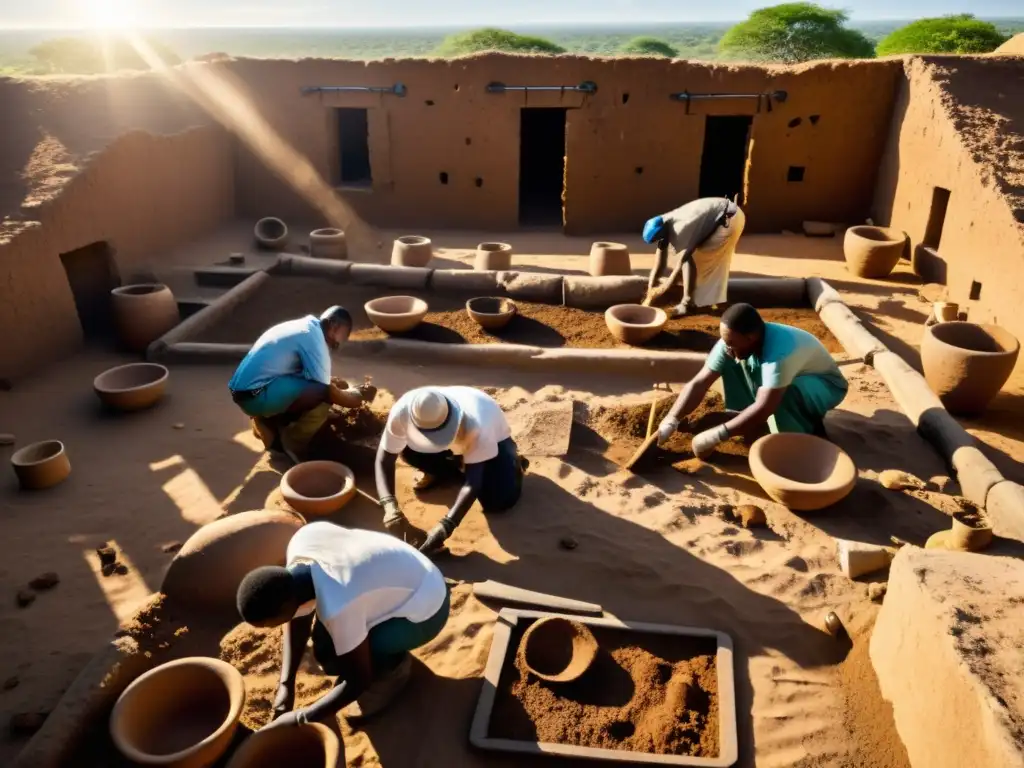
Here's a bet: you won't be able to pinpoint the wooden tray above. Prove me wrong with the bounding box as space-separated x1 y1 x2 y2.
470 608 738 766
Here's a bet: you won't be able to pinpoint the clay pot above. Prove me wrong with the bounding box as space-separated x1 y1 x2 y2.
110 657 245 768
364 296 429 333
474 242 512 271
226 723 342 768
466 297 517 331
94 363 169 412
925 511 993 553
280 461 357 517
518 616 598 684
748 433 857 511
589 242 631 277
933 301 959 323
254 217 288 250
391 236 433 268
11 440 70 491
921 321 1019 416
310 228 347 260
842 226 906 279
604 304 667 346
111 284 180 353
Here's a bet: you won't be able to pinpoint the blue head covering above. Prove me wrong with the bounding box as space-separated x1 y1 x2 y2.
642 215 666 244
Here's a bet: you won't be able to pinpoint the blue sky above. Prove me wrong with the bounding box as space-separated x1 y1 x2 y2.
2 0 1021 29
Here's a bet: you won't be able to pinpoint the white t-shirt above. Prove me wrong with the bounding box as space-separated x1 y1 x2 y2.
286 522 448 656
380 386 512 465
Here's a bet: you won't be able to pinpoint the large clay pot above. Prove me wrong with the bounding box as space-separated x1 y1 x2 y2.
310 228 347 260
111 284 180 353
110 657 245 768
589 242 631 277
226 723 342 768
255 217 288 250
11 440 70 491
160 509 305 616
364 296 429 333
280 461 357 517
922 321 1019 416
518 617 598 684
94 363 169 412
466 297 517 331
391 236 433 268
749 433 857 511
842 226 906 279
604 304 666 346
474 242 512 271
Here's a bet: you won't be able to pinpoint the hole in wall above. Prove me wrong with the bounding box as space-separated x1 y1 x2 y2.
969 281 982 301
788 117 802 128
439 172 449 185
425 100 435 106
698 115 752 204
475 177 484 188
518 107 567 225
335 107 372 186
635 166 644 175
809 114 820 125
787 166 805 183
454 83 460 91
465 137 472 146
923 186 951 249
60 241 121 340
621 93 630 104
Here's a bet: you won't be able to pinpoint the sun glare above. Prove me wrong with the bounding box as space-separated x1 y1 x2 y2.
80 0 138 30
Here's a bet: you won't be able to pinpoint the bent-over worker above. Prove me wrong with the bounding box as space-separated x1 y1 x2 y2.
658 303 848 459
236 521 450 727
375 386 527 554
642 197 745 317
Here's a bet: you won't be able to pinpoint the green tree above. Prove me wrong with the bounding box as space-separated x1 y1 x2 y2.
619 36 679 58
718 3 875 63
435 28 565 57
29 37 180 74
876 15 1009 56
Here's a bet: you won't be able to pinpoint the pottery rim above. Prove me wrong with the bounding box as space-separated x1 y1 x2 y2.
11 440 65 467
477 242 511 252
111 283 169 298
93 363 169 394
466 296 516 316
846 225 905 244
926 321 1019 357
606 304 667 328
281 461 356 503
396 235 430 246
365 296 429 315
311 227 343 237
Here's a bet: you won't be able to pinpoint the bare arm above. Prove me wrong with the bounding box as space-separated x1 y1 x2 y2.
723 386 786 440
647 241 670 291
301 638 373 721
668 366 721 423
374 443 398 504
271 614 314 719
647 246 695 305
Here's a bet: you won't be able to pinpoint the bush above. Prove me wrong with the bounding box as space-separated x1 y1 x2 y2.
435 28 565 57
619 36 678 58
29 36 180 74
719 2 875 63
876 15 1009 56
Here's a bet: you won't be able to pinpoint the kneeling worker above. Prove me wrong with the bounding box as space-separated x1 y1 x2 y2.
658 304 848 458
237 521 450 727
375 386 526 554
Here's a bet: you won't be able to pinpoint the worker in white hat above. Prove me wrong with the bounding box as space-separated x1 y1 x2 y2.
374 386 527 554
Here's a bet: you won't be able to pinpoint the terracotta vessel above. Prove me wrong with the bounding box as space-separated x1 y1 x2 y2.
94 363 169 412
280 461 357 517
748 433 857 511
604 304 667 346
474 242 513 271
254 217 288 249
391 236 433 268
921 321 1019 416
842 226 906 279
11 440 70 491
110 657 245 768
925 511 993 553
518 616 599 684
933 301 959 323
589 242 631 277
310 228 347 260
226 723 342 768
466 297 517 331
364 296 429 333
111 284 180 353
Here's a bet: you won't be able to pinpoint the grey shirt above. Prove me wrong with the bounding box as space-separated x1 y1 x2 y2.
661 198 738 254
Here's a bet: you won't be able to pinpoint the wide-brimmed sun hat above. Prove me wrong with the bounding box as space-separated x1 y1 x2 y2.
408 388 462 452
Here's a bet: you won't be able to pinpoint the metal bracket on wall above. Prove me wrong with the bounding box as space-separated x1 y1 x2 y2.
670 89 788 115
301 83 408 97
486 81 598 95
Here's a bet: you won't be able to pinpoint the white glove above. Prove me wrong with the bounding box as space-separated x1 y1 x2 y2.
692 424 730 460
657 417 680 445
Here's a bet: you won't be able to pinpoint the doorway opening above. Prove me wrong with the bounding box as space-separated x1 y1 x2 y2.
923 186 951 248
335 108 372 188
59 241 120 340
698 115 753 204
519 108 567 227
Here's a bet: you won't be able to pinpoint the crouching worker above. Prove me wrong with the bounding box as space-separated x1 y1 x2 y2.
658 303 848 459
375 386 527 555
236 521 451 728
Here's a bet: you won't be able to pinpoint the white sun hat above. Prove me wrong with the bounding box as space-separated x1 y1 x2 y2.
408 388 462 452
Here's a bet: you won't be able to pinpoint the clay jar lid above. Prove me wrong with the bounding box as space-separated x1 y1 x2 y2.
748 433 857 511
517 616 599 684
280 461 357 517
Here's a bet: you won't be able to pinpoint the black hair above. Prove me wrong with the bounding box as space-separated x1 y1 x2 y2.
320 305 352 330
236 566 297 625
721 303 764 336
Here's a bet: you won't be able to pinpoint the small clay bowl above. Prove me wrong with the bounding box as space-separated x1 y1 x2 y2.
280 461 357 517
11 440 70 491
518 616 599 684
604 304 667 346
466 297 517 331
925 511 993 553
254 217 288 249
226 722 342 768
94 363 169 412
364 296 429 334
748 433 856 511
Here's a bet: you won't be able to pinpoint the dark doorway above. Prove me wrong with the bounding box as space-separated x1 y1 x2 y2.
335 108 372 187
59 241 120 339
923 186 951 248
519 108 567 226
698 115 753 204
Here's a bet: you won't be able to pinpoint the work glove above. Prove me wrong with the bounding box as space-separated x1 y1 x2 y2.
419 517 457 555
692 424 731 460
657 417 680 446
381 496 405 532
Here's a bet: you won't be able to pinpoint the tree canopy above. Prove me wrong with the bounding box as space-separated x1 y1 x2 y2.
718 3 875 63
876 15 1009 56
29 37 180 74
618 36 678 58
435 28 565 57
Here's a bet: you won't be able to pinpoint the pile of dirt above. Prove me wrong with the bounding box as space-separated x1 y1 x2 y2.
325 404 388 443
112 595 190 656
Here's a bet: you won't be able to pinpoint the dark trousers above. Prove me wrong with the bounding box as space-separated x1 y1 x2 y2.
402 437 523 513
